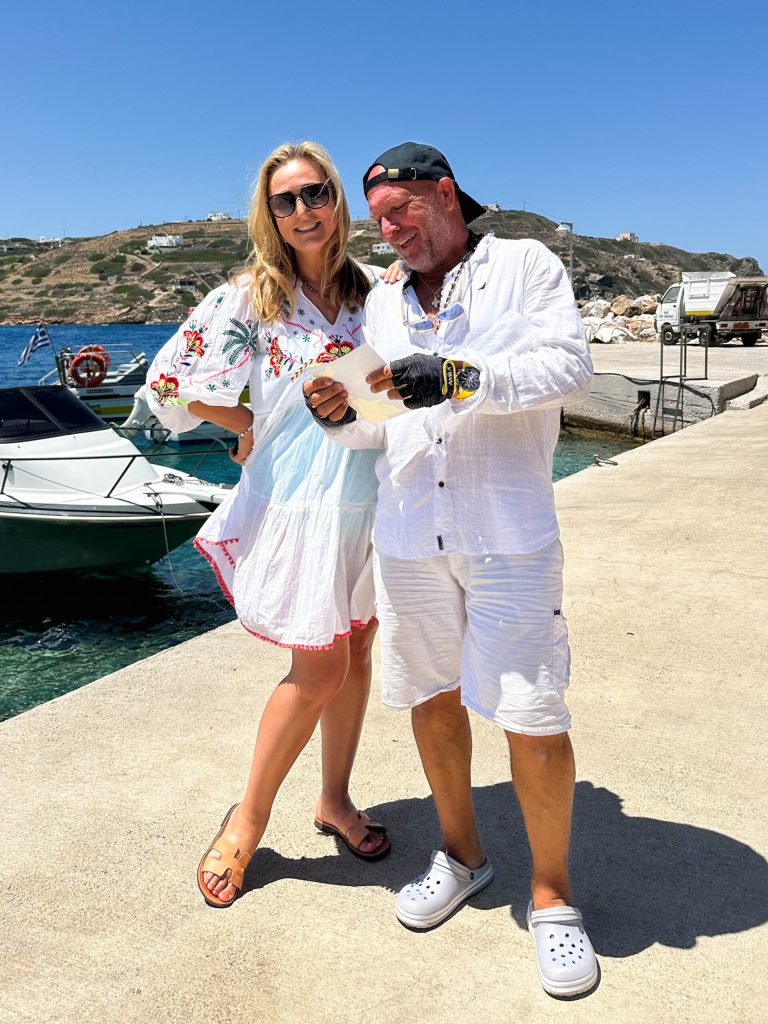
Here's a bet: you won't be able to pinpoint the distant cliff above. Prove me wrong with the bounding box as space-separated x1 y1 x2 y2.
0 212 762 324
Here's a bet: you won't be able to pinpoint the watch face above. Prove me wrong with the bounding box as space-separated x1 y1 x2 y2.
458 366 481 392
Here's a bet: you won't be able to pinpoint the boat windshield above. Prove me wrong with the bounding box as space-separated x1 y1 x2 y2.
0 386 107 442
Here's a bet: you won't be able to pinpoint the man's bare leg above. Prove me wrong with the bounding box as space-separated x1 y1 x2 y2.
411 688 485 868
506 730 575 910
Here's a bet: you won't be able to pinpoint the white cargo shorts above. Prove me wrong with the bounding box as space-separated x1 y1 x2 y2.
373 539 572 735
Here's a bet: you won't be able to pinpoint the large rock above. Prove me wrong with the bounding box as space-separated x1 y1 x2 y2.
582 316 633 344
635 294 660 314
611 295 640 317
626 315 656 337
581 298 612 319
637 328 658 343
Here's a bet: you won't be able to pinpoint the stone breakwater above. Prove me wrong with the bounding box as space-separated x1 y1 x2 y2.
579 294 660 344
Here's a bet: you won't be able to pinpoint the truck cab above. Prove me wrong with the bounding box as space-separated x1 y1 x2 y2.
655 285 682 344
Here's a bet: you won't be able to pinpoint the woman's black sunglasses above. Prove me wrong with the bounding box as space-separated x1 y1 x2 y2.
267 179 333 219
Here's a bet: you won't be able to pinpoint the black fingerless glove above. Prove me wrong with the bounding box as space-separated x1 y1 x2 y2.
389 355 480 410
304 389 357 427
389 354 447 409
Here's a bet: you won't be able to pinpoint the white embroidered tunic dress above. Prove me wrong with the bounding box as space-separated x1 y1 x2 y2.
146 277 379 649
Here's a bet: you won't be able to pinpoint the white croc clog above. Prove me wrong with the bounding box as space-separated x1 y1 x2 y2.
396 850 494 930
527 901 599 998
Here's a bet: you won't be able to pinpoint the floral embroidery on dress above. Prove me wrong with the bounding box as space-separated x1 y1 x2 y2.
264 330 301 380
181 327 207 362
150 373 182 405
316 336 355 362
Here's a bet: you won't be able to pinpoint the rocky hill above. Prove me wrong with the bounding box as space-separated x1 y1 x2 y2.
0 211 762 325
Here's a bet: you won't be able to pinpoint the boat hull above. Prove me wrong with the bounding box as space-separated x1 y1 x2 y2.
76 386 142 423
0 508 210 574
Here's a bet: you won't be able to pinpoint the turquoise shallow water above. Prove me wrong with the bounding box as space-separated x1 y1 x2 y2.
0 324 643 720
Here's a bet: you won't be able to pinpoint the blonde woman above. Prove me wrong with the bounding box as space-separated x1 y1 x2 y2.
147 141 389 908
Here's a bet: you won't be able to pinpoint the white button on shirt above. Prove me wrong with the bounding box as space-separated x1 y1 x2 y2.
326 235 593 558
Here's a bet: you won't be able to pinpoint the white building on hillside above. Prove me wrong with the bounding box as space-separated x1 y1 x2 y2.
616 232 639 243
206 212 232 221
372 242 395 254
174 278 198 292
148 234 183 249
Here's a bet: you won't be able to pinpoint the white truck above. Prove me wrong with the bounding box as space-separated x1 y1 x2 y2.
655 271 768 347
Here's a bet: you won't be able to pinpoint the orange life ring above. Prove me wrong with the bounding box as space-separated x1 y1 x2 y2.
78 344 111 369
71 350 108 387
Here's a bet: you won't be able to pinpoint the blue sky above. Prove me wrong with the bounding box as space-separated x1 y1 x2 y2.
3 0 767 269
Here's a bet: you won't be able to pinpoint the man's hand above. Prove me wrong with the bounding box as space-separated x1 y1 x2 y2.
368 356 481 409
303 377 356 425
367 354 446 409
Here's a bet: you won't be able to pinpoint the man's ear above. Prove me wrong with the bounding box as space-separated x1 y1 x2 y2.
437 177 458 211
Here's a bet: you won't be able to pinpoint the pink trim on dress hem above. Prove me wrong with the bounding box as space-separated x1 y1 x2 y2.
193 536 237 607
240 617 377 651
193 537 378 651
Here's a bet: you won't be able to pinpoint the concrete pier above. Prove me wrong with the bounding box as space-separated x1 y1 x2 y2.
567 339 768 433
1 404 767 1024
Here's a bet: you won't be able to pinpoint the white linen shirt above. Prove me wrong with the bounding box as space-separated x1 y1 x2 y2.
325 234 593 558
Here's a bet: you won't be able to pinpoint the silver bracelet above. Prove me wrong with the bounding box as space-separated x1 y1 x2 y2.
238 422 254 438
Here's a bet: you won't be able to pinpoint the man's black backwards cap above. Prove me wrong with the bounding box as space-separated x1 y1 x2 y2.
363 142 485 224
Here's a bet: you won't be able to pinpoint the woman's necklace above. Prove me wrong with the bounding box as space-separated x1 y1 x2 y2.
301 278 322 299
300 275 340 323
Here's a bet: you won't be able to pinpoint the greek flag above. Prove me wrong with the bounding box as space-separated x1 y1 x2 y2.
18 322 52 366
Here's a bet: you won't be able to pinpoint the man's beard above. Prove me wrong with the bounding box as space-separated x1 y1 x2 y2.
397 237 435 272
397 211 454 273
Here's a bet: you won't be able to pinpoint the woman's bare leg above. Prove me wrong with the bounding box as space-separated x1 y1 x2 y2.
316 620 384 854
203 640 350 903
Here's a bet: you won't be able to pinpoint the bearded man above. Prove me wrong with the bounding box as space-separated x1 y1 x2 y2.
304 142 597 998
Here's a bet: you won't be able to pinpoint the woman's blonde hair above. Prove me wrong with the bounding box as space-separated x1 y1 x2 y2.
240 140 370 323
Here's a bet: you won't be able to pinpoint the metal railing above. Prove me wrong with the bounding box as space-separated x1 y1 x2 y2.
653 327 710 436
38 345 149 388
0 441 231 507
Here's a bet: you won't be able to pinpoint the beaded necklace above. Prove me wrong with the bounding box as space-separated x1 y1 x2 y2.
417 230 481 331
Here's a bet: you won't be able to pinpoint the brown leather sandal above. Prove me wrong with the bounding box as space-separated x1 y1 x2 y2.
197 804 253 908
314 808 391 861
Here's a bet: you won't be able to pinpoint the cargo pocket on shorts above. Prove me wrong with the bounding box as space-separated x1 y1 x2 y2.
552 611 571 694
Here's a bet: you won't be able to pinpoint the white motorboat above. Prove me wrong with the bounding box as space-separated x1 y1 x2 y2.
0 385 232 574
39 343 149 423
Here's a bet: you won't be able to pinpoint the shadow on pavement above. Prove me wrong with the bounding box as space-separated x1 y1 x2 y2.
240 779 768 958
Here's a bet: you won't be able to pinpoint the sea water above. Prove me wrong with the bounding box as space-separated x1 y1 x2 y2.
0 323 643 720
